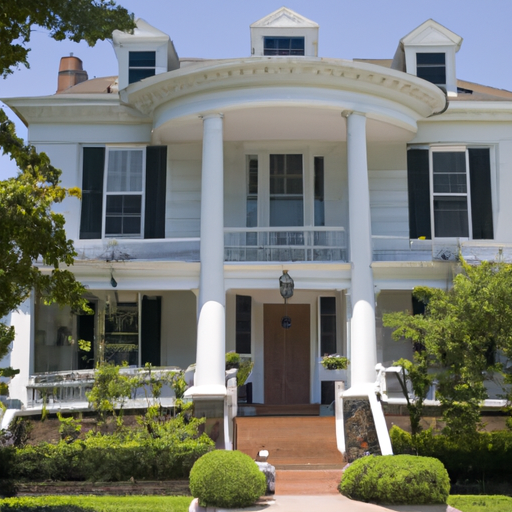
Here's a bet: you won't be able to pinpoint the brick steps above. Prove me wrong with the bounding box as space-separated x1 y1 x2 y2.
234 414 346 495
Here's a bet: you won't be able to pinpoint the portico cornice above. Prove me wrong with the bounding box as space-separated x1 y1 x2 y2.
125 57 446 119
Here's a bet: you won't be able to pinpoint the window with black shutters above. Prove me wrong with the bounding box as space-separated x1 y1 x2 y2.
80 146 167 239
407 146 493 240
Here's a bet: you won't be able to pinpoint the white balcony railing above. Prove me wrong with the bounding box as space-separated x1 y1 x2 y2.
224 227 347 262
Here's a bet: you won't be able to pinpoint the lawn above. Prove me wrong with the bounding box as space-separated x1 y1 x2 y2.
448 495 512 512
0 496 193 512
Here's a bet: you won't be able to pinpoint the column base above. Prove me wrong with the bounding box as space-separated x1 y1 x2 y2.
335 382 393 461
184 384 226 400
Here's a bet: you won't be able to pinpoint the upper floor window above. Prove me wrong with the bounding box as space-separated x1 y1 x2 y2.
263 37 305 56
416 53 446 86
269 154 303 226
128 51 156 84
105 149 145 237
407 146 493 240
80 146 167 240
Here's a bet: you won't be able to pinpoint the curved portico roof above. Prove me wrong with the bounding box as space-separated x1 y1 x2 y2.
124 56 446 137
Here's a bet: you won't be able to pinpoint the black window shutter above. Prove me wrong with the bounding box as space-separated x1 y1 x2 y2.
407 149 431 239
145 146 167 239
141 296 161 366
80 147 105 239
469 148 494 240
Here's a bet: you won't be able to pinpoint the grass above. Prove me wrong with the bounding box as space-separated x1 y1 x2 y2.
448 495 512 512
0 495 194 512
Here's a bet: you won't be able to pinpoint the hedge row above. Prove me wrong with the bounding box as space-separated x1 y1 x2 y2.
390 425 512 480
1 416 213 482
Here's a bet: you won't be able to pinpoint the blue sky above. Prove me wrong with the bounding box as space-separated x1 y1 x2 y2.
2 0 512 178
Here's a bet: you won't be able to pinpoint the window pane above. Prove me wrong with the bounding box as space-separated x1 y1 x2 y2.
433 152 467 193
107 150 143 192
417 53 445 65
129 68 156 84
236 295 251 354
105 216 122 235
320 297 336 356
123 216 141 235
106 195 142 236
314 156 325 226
417 66 446 85
434 197 469 237
270 198 303 226
129 51 156 67
246 198 257 228
264 37 305 56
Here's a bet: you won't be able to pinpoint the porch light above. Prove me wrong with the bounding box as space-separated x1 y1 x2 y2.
110 270 117 288
279 270 294 299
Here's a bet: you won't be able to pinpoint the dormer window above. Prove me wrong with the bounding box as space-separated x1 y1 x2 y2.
129 51 156 84
264 37 305 56
416 53 446 86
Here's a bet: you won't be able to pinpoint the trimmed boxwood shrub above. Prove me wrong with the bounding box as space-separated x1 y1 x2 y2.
339 454 450 505
189 450 266 508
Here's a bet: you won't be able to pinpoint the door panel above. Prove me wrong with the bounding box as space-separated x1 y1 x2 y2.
264 304 310 405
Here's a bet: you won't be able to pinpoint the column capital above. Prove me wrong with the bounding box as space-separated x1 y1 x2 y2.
341 110 366 118
199 112 224 120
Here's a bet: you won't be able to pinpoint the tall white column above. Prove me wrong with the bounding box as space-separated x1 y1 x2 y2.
345 111 377 388
189 114 226 398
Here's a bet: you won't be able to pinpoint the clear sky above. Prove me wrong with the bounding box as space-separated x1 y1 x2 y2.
2 0 512 178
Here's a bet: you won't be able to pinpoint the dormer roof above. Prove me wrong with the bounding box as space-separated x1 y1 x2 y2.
250 7 319 29
400 19 463 51
113 18 170 45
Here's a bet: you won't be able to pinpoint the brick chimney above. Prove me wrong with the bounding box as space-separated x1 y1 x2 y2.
56 54 88 93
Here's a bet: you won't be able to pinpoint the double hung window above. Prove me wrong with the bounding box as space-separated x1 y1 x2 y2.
80 145 167 239
105 149 144 237
416 52 446 87
128 51 156 84
407 146 493 240
269 154 304 227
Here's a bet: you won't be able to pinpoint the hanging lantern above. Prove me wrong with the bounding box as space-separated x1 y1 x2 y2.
279 270 294 300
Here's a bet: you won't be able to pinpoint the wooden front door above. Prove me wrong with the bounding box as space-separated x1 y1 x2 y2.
264 304 310 405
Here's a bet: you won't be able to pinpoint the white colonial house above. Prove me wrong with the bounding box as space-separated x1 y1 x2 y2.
2 8 512 454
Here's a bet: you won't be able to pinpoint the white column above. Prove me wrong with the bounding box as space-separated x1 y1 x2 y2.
345 111 377 388
188 114 226 398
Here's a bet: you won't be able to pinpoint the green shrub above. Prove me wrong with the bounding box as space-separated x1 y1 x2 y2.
339 454 450 505
11 415 214 482
390 425 512 482
189 450 266 508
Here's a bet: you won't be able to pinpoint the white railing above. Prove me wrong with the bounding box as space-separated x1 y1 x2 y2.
26 367 182 409
224 227 347 262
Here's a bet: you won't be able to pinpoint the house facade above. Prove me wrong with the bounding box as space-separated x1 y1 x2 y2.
3 8 512 448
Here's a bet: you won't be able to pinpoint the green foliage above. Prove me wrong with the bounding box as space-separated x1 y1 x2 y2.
321 355 349 370
225 353 254 386
0 383 8 396
56 413 82 443
392 357 432 437
10 414 213 482
339 454 450 505
189 450 266 508
383 258 512 435
86 363 132 425
390 425 512 482
0 1 135 78
0 495 193 512
448 495 512 512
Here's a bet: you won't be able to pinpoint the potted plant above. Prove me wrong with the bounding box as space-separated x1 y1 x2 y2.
321 354 349 370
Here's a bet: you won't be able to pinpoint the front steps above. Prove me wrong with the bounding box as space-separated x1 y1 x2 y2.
234 414 346 495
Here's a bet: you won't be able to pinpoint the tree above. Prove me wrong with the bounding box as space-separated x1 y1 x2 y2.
0 1 135 381
383 258 512 436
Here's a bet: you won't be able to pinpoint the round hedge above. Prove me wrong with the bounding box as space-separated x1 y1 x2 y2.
339 455 450 505
189 450 266 508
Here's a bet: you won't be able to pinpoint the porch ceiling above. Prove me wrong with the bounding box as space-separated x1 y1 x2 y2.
151 106 415 144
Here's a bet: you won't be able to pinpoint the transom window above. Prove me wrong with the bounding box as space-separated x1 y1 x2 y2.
416 52 446 86
104 149 145 237
128 51 156 84
263 37 305 56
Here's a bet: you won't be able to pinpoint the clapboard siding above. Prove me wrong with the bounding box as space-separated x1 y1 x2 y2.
369 169 409 237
